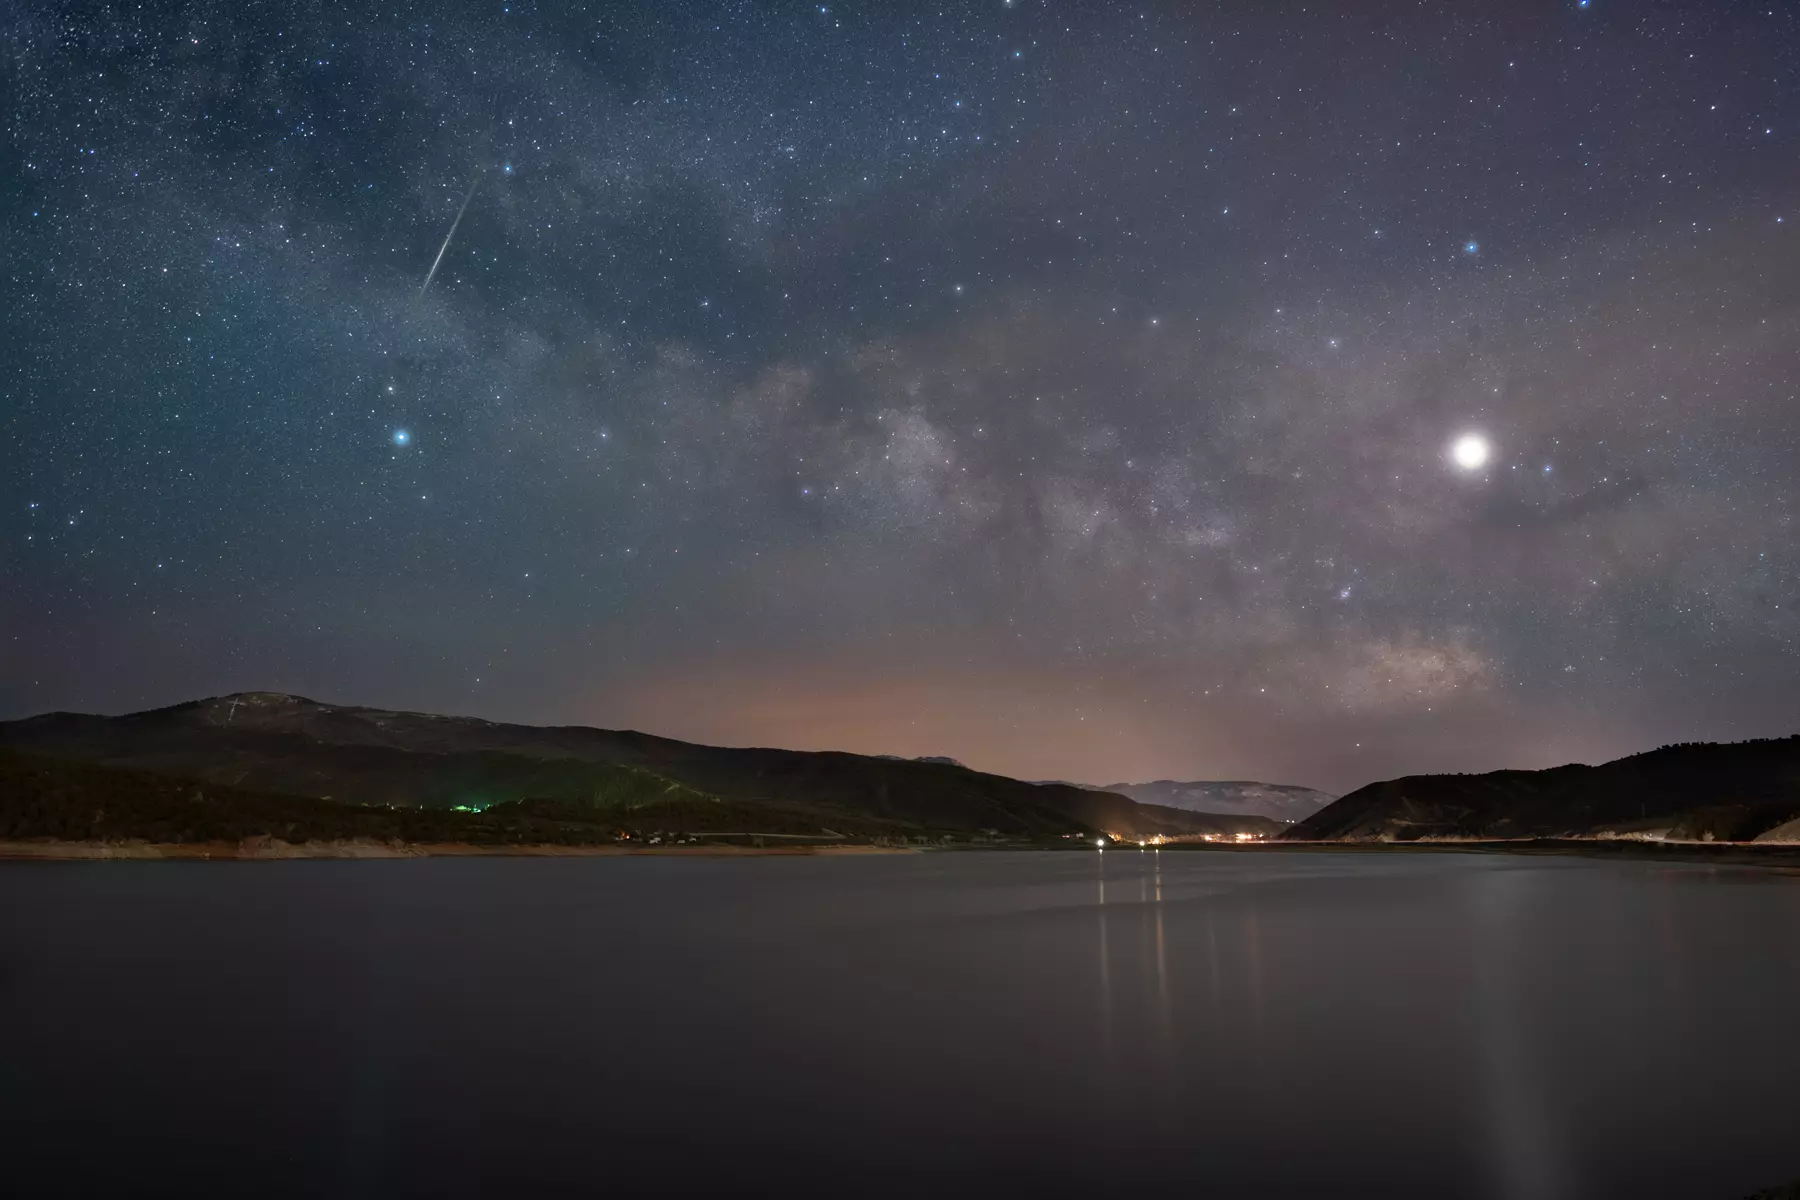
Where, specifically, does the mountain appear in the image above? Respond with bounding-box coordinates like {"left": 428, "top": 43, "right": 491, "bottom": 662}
{"left": 0, "top": 693, "right": 1280, "bottom": 843}
{"left": 1094, "top": 780, "right": 1336, "bottom": 824}
{"left": 1285, "top": 736, "right": 1800, "bottom": 843}
{"left": 0, "top": 751, "right": 728, "bottom": 847}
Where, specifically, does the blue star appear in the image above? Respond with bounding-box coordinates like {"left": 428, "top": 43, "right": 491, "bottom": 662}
{"left": 1463, "top": 240, "right": 1480, "bottom": 255}
{"left": 392, "top": 429, "right": 410, "bottom": 446}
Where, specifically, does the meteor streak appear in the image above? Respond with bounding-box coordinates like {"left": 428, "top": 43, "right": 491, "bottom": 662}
{"left": 418, "top": 171, "right": 481, "bottom": 299}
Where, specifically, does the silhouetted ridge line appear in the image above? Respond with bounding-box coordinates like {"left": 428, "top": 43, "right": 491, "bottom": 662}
{"left": 1285, "top": 735, "right": 1800, "bottom": 843}
{"left": 0, "top": 693, "right": 1280, "bottom": 844}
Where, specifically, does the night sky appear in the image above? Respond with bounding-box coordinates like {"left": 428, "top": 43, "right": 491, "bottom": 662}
{"left": 4, "top": 1, "right": 1797, "bottom": 792}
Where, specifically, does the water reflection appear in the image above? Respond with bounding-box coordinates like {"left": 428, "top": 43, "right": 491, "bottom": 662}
{"left": 1471, "top": 868, "right": 1571, "bottom": 1199}
{"left": 1244, "top": 904, "right": 1265, "bottom": 1053}
{"left": 1206, "top": 905, "right": 1223, "bottom": 1027}
{"left": 10, "top": 853, "right": 1800, "bottom": 1196}
{"left": 1153, "top": 851, "right": 1171, "bottom": 1056}
{"left": 1096, "top": 845, "right": 1114, "bottom": 1098}
{"left": 1143, "top": 850, "right": 1176, "bottom": 1136}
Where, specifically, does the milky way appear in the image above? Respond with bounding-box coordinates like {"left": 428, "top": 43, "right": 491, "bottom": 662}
{"left": 4, "top": 1, "right": 1797, "bottom": 790}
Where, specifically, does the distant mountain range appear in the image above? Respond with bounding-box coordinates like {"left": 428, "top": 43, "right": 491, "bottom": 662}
{"left": 0, "top": 693, "right": 1281, "bottom": 845}
{"left": 1088, "top": 780, "right": 1336, "bottom": 824}
{"left": 1285, "top": 737, "right": 1800, "bottom": 843}
{"left": 7, "top": 694, "right": 1795, "bottom": 850}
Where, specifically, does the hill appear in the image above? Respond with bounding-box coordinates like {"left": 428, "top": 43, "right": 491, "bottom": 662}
{"left": 1285, "top": 736, "right": 1800, "bottom": 843}
{"left": 1093, "top": 779, "right": 1335, "bottom": 823}
{"left": 0, "top": 693, "right": 1280, "bottom": 843}
{"left": 0, "top": 750, "right": 877, "bottom": 847}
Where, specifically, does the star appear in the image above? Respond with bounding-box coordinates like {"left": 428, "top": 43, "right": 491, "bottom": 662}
{"left": 1451, "top": 434, "right": 1491, "bottom": 471}
{"left": 7, "top": 0, "right": 1795, "bottom": 800}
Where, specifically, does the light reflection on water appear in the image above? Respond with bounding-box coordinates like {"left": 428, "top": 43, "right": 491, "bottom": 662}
{"left": 4, "top": 850, "right": 1800, "bottom": 1198}
{"left": 1470, "top": 866, "right": 1568, "bottom": 1200}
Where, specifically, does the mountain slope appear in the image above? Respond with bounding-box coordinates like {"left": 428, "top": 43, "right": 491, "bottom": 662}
{"left": 1285, "top": 736, "right": 1800, "bottom": 842}
{"left": 1096, "top": 780, "right": 1335, "bottom": 823}
{"left": 0, "top": 751, "right": 848, "bottom": 845}
{"left": 0, "top": 693, "right": 1278, "bottom": 841}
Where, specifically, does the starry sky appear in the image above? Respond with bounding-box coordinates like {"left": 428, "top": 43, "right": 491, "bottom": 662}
{"left": 4, "top": 0, "right": 1797, "bottom": 792}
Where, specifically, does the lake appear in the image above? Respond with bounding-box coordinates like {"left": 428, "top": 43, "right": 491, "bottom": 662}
{"left": 4, "top": 850, "right": 1798, "bottom": 1197}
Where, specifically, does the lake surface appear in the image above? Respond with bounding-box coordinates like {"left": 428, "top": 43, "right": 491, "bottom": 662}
{"left": 5, "top": 850, "right": 1799, "bottom": 1197}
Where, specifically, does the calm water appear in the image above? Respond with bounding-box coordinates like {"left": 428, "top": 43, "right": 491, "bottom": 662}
{"left": 4, "top": 850, "right": 1799, "bottom": 1197}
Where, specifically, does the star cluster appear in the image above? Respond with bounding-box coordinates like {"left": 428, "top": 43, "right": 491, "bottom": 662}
{"left": 4, "top": 0, "right": 1797, "bottom": 789}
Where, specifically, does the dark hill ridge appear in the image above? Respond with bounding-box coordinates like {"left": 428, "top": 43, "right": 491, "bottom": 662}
{"left": 0, "top": 751, "right": 749, "bottom": 846}
{"left": 1286, "top": 736, "right": 1800, "bottom": 843}
{"left": 0, "top": 693, "right": 1279, "bottom": 842}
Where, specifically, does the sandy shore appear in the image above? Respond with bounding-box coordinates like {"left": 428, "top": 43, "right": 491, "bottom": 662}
{"left": 0, "top": 838, "right": 919, "bottom": 861}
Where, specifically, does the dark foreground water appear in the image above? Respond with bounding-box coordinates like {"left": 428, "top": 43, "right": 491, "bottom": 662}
{"left": 4, "top": 851, "right": 1799, "bottom": 1198}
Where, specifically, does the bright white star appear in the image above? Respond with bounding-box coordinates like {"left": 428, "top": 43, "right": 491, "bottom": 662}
{"left": 1451, "top": 433, "right": 1490, "bottom": 470}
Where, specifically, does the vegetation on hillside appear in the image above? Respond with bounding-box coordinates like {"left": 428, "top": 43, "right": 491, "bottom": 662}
{"left": 0, "top": 694, "right": 1282, "bottom": 840}
{"left": 0, "top": 752, "right": 867, "bottom": 846}
{"left": 0, "top": 752, "right": 1037, "bottom": 845}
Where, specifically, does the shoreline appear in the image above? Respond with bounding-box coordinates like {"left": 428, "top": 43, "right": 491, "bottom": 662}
{"left": 5, "top": 836, "right": 1800, "bottom": 867}
{"left": 1218, "top": 837, "right": 1800, "bottom": 868}
{"left": 0, "top": 838, "right": 920, "bottom": 861}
